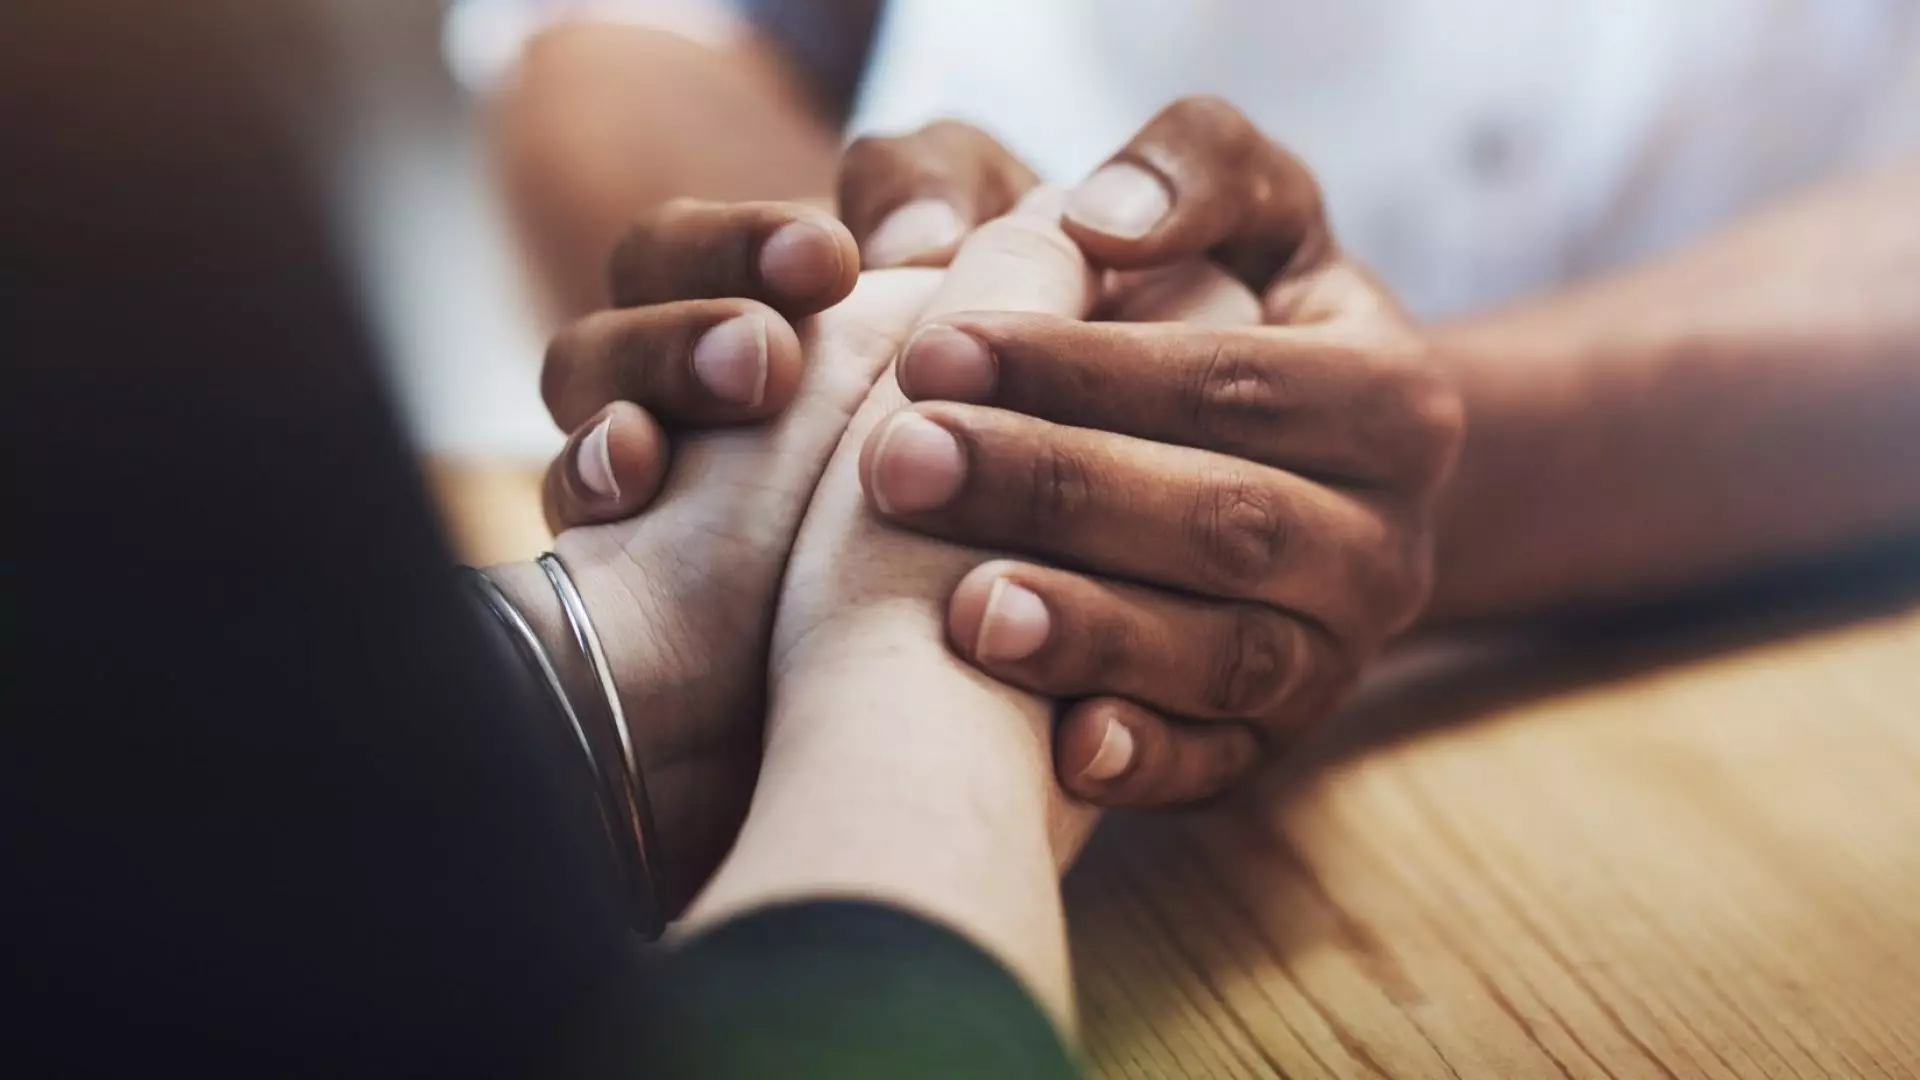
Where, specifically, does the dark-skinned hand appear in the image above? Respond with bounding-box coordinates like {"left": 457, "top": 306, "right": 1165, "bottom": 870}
{"left": 542, "top": 96, "right": 1463, "bottom": 812}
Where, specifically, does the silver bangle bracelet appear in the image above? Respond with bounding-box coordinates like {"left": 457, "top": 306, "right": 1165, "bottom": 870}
{"left": 462, "top": 566, "right": 599, "bottom": 771}
{"left": 538, "top": 553, "right": 668, "bottom": 940}
{"left": 462, "top": 561, "right": 666, "bottom": 940}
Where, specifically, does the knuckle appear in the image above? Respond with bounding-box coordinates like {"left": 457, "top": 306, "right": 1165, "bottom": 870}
{"left": 1157, "top": 94, "right": 1267, "bottom": 179}
{"left": 930, "top": 120, "right": 1030, "bottom": 183}
{"left": 849, "top": 130, "right": 946, "bottom": 187}
{"left": 1022, "top": 440, "right": 1095, "bottom": 530}
{"left": 838, "top": 137, "right": 915, "bottom": 220}
{"left": 1351, "top": 341, "right": 1465, "bottom": 489}
{"left": 1385, "top": 361, "right": 1467, "bottom": 489}
{"left": 1190, "top": 479, "right": 1289, "bottom": 592}
{"left": 608, "top": 200, "right": 710, "bottom": 304}
{"left": 1408, "top": 379, "right": 1467, "bottom": 485}
{"left": 1352, "top": 530, "right": 1433, "bottom": 640}
{"left": 1080, "top": 603, "right": 1140, "bottom": 690}
{"left": 840, "top": 134, "right": 897, "bottom": 174}
{"left": 614, "top": 198, "right": 697, "bottom": 256}
{"left": 1166, "top": 93, "right": 1253, "bottom": 134}
{"left": 968, "top": 211, "right": 1083, "bottom": 268}
{"left": 1192, "top": 339, "right": 1288, "bottom": 437}
{"left": 656, "top": 195, "right": 708, "bottom": 222}
{"left": 921, "top": 118, "right": 990, "bottom": 147}
{"left": 1277, "top": 154, "right": 1328, "bottom": 212}
{"left": 1255, "top": 626, "right": 1356, "bottom": 738}
{"left": 925, "top": 120, "right": 1030, "bottom": 191}
{"left": 1207, "top": 607, "right": 1295, "bottom": 717}
{"left": 610, "top": 319, "right": 670, "bottom": 402}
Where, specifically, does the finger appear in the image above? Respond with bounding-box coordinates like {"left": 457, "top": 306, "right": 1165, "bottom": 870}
{"left": 894, "top": 316, "right": 1460, "bottom": 487}
{"left": 1101, "top": 261, "right": 1262, "bottom": 328}
{"left": 947, "top": 560, "right": 1345, "bottom": 725}
{"left": 839, "top": 120, "right": 1041, "bottom": 269}
{"left": 1061, "top": 95, "right": 1335, "bottom": 291}
{"left": 1056, "top": 699, "right": 1262, "bottom": 809}
{"left": 861, "top": 403, "right": 1419, "bottom": 643}
{"left": 913, "top": 186, "right": 1097, "bottom": 322}
{"left": 608, "top": 199, "right": 859, "bottom": 312}
{"left": 542, "top": 298, "right": 805, "bottom": 432}
{"left": 542, "top": 402, "right": 670, "bottom": 533}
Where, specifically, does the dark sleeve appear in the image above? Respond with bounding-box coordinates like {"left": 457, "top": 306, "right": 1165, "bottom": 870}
{"left": 566, "top": 902, "right": 1080, "bottom": 1080}
{"left": 4, "top": 6, "right": 639, "bottom": 1074}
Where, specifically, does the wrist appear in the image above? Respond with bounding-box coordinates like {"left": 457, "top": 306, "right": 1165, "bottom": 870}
{"left": 1420, "top": 312, "right": 1641, "bottom": 624}
{"left": 482, "top": 559, "right": 670, "bottom": 935}
{"left": 703, "top": 597, "right": 1086, "bottom": 1032}
{"left": 530, "top": 532, "right": 767, "bottom": 917}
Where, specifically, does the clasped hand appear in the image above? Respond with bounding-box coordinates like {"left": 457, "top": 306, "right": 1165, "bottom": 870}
{"left": 539, "top": 99, "right": 1463, "bottom": 878}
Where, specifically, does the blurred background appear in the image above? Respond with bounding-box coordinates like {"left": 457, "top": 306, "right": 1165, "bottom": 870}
{"left": 326, "top": 0, "right": 1920, "bottom": 483}
{"left": 327, "top": 1, "right": 555, "bottom": 462}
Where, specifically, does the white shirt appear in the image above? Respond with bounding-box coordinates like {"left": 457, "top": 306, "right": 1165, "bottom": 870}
{"left": 850, "top": 0, "right": 1920, "bottom": 318}
{"left": 420, "top": 0, "right": 1917, "bottom": 456}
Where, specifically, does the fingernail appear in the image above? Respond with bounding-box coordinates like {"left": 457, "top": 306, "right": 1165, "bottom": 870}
{"left": 692, "top": 314, "right": 769, "bottom": 406}
{"left": 1065, "top": 163, "right": 1172, "bottom": 239}
{"left": 1079, "top": 716, "right": 1136, "bottom": 782}
{"left": 869, "top": 412, "right": 965, "bottom": 515}
{"left": 576, "top": 414, "right": 620, "bottom": 501}
{"left": 864, "top": 198, "right": 967, "bottom": 268}
{"left": 897, "top": 324, "right": 995, "bottom": 402}
{"left": 974, "top": 578, "right": 1051, "bottom": 663}
{"left": 759, "top": 219, "right": 841, "bottom": 299}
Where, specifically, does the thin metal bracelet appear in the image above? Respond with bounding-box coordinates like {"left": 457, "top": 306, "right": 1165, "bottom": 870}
{"left": 461, "top": 567, "right": 599, "bottom": 773}
{"left": 539, "top": 553, "right": 668, "bottom": 940}
{"left": 462, "top": 563, "right": 665, "bottom": 940}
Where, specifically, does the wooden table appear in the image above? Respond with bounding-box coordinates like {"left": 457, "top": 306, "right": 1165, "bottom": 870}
{"left": 429, "top": 458, "right": 1920, "bottom": 1080}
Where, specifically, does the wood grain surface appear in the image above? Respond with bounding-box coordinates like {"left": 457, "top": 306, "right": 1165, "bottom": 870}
{"left": 428, "top": 457, "right": 1920, "bottom": 1080}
